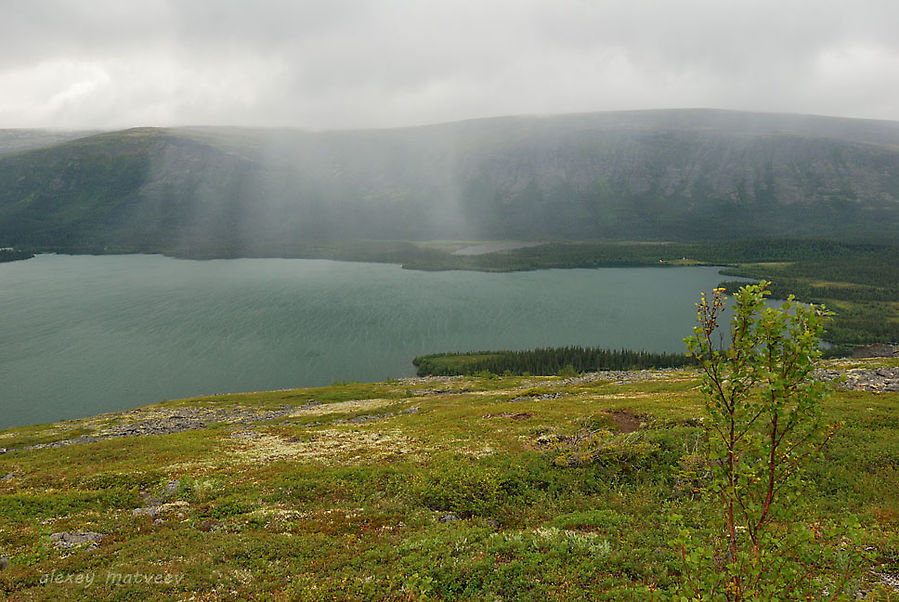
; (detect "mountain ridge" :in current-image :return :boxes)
[2,109,898,253]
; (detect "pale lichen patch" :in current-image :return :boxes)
[290,398,397,417]
[230,428,420,464]
[248,507,306,520]
[164,459,222,473]
[231,434,303,462]
[437,437,496,458]
[587,392,655,401]
[461,445,495,458]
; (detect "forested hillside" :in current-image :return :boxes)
[2,110,899,254]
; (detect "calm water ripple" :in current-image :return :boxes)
[0,254,728,428]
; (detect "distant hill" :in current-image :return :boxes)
[2,109,899,254]
[0,129,102,156]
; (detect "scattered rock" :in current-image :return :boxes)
[483,412,532,420]
[439,513,459,523]
[876,570,899,592]
[163,479,180,498]
[0,556,8,570]
[509,392,562,402]
[0,448,6,454]
[132,506,160,518]
[1,473,14,480]
[591,368,683,385]
[411,388,471,396]
[153,518,164,526]
[814,367,899,392]
[198,519,219,532]
[104,414,210,437]
[133,479,182,517]
[337,414,388,424]
[331,406,421,425]
[535,434,569,447]
[50,531,104,548]
[398,376,464,386]
[103,407,296,438]
[229,429,259,439]
[23,435,97,451]
[7,405,305,453]
[555,374,605,386]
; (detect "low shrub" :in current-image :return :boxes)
[414,459,504,517]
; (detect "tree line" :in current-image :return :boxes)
[413,346,695,377]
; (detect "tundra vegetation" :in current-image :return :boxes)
[0,354,896,598]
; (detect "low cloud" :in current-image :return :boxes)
[1,0,897,129]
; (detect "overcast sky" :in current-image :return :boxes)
[2,0,898,130]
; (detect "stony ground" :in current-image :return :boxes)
[0,369,691,455]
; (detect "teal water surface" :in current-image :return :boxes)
[1,255,728,428]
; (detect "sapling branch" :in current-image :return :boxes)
[679,281,849,600]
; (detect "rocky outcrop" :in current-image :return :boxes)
[50,531,105,549]
[102,406,296,438]
[815,367,899,392]
[132,479,182,520]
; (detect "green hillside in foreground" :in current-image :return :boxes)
[1,361,897,599]
[2,110,899,254]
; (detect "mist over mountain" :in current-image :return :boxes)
[0,129,101,156]
[1,109,898,255]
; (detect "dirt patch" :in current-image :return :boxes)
[604,410,643,433]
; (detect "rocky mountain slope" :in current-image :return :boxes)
[2,110,899,254]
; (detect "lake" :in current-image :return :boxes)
[0,254,729,428]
